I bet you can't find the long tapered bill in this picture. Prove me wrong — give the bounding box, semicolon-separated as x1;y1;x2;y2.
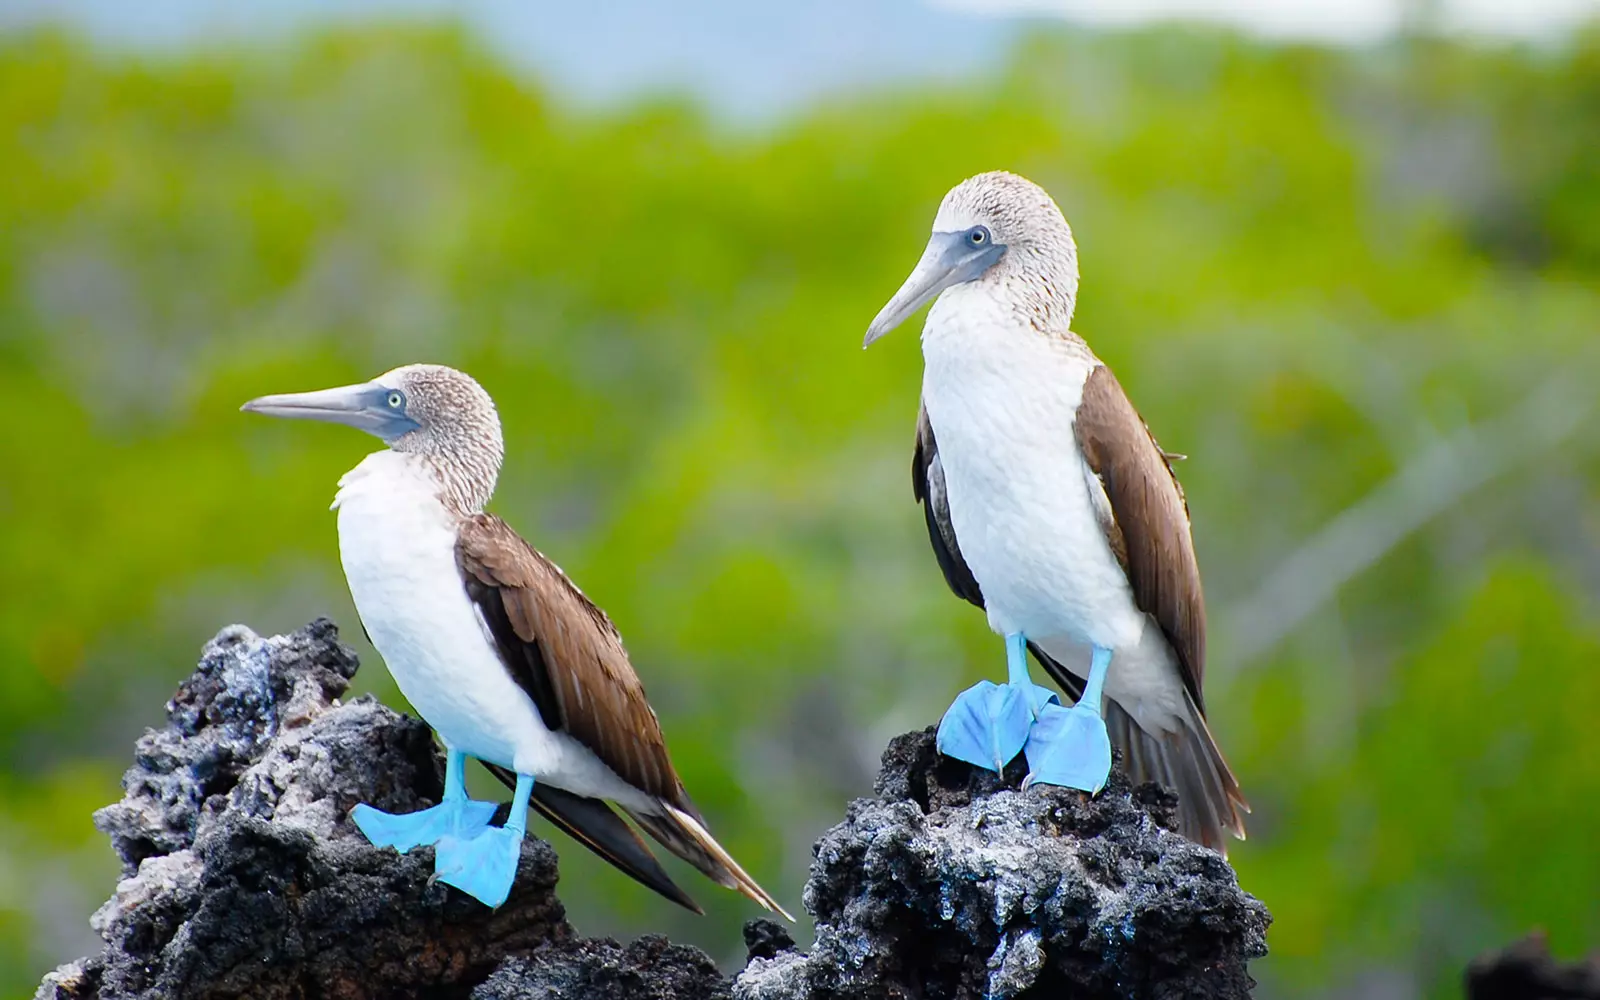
863;231;1005;347
241;381;418;439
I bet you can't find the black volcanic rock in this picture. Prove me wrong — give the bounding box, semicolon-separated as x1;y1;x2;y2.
38;620;1273;1000
36;620;571;1000
734;730;1271;1000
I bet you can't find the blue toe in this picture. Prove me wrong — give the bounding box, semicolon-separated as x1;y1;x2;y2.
352;798;498;853
936;680;1043;773
1024;702;1113;793
434;826;525;908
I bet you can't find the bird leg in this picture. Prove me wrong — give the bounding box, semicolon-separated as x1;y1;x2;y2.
935;632;1060;773
1004;631;1061;715
434;771;533;908
1022;644;1113;793
351;747;497;852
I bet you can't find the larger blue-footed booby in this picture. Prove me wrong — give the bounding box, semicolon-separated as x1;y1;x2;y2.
863;171;1248;851
243;364;788;914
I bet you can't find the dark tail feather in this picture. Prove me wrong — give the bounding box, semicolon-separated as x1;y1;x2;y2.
1027;643;1248;854
479;762;702;915
1104;697;1249;854
625;803;793;921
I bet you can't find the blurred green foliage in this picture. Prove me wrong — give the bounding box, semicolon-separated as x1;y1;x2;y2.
3;21;1599;999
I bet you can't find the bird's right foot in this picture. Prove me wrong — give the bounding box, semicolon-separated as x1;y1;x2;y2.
434;824;525;908
1020;700;1113;793
351;797;498;853
935;679;1058;773
433;771;534;908
1020;643;1115;793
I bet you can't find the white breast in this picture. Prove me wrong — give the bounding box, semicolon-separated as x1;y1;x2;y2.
333;452;551;772
332;452;650;804
920;286;1187;728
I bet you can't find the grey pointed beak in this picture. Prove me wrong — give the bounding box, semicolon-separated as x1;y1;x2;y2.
241;381;420;441
863;230;1006;347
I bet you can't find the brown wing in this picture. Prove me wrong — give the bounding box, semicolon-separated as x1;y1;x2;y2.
1073;365;1207;711
455;514;686;805
914;403;1086;702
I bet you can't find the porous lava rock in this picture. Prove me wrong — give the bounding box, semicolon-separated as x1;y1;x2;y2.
734;729;1271;1000
33;621;711;1000
37;620;1273;1000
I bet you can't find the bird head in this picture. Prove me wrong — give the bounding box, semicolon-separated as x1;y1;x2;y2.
864;170;1079;346
242;363;505;511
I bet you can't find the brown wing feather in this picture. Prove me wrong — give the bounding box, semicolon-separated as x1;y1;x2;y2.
458;516;790;915
456;514;687;806
1073;365;1207;711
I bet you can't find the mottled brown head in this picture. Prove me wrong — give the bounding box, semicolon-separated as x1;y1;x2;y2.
242;363;505;514
864;170;1080;344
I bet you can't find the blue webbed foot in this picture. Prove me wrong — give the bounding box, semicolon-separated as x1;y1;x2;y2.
1022;643;1115;794
1023;701;1113;793
936;679;1058;773
433;771;534;908
434;825;526;908
351;798;498;853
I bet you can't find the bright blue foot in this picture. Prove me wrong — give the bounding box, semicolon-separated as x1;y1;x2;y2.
936;632;1061;772
936;680;1035;772
351;746;496;852
1023;644;1114;794
434;825;525;908
1024;702;1113;793
433;772;533;908
352;798;497;853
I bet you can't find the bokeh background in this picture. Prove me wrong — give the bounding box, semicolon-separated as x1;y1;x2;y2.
3;1;1599;996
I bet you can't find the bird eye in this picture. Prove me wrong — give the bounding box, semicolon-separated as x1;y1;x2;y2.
966;226;990;247
387;392;404;409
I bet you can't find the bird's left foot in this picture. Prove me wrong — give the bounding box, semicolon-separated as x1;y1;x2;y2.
1022;700;1112;793
433;824;526;908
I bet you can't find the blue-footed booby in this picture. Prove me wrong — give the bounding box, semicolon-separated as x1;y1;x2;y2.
242;364;789;914
863;171;1248;851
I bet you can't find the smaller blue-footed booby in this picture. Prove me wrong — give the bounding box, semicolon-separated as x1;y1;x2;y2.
863;171;1248;851
243;364;788;915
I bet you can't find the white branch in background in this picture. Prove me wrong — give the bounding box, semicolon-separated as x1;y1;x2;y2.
1219;371;1597;669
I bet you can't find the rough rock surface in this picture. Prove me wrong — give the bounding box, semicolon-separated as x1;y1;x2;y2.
735;729;1271;1000
33;621;720;1000
38;620;1272;1000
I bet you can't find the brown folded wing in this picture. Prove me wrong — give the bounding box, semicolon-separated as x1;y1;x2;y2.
1072;365;1207;710
455;514;686;806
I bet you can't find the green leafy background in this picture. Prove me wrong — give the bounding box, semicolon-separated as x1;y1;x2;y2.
3;22;1598;999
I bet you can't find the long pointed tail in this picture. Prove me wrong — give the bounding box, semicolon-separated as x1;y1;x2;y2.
1104;696;1249;854
626;802;793;921
1028;642;1248;853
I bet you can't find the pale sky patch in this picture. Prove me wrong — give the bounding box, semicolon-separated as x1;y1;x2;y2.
936;0;1600;44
